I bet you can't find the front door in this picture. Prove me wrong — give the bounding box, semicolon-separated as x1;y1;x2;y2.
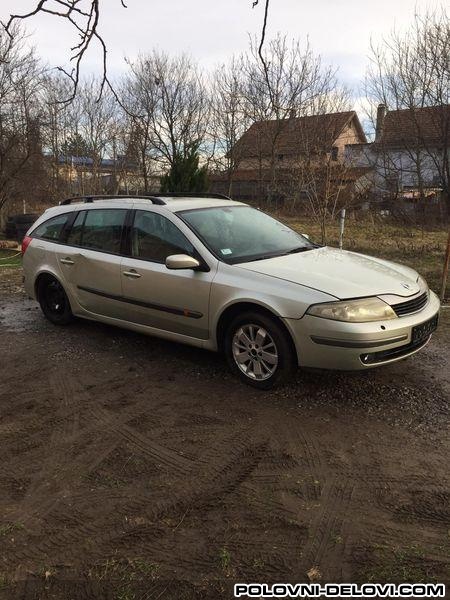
120;209;215;340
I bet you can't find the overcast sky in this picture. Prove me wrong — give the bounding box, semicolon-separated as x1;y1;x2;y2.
1;0;444;101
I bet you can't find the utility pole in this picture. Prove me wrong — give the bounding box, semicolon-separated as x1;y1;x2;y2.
339;208;346;250
440;228;450;302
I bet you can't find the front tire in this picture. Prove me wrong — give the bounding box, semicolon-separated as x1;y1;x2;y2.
224;311;296;389
38;276;74;326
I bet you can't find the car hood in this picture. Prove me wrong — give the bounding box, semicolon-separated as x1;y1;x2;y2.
238;247;420;299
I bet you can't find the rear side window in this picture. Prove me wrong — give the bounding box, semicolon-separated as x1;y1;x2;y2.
66;211;86;247
67;209;126;254
32;213;70;241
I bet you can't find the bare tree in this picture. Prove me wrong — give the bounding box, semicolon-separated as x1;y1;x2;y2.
41;74;128;197
120;56;160;192
3;2;268;103
288;92;363;244
365;9;450;298
0;24;44;223
365;9;450;214
123;51;210;185
236;34;343;207
210;56;250;195
76;78;119;193
41;74;78;199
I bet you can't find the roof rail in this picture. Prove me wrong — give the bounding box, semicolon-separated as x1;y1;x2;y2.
59;194;166;206
152;193;233;201
59;193;233;206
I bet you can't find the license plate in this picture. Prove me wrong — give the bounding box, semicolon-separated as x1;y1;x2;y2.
412;314;438;344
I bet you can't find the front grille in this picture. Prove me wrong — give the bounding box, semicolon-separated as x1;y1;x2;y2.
391;291;428;317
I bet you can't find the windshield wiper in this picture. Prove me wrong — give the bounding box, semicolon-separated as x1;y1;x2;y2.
284;246;312;254
233;246;314;264
246;253;285;262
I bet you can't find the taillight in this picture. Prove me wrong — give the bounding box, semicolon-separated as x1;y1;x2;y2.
21;236;32;255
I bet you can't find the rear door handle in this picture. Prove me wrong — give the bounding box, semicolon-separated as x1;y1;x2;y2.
123;269;141;278
60;257;75;265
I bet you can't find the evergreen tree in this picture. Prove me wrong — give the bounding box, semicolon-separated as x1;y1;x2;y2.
61;132;91;158
160;143;208;194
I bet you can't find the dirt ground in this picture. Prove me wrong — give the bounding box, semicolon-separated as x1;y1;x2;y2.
0;268;449;600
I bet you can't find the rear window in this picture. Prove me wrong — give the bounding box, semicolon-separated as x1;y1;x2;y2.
32;213;70;241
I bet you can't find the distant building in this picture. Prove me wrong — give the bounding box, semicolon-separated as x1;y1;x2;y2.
210;111;367;203
53;154;145;194
345;104;450;210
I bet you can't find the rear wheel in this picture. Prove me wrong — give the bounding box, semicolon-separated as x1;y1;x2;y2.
38;277;73;326
224;311;296;389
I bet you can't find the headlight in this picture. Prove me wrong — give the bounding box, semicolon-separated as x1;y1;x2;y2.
306;297;397;322
417;275;428;292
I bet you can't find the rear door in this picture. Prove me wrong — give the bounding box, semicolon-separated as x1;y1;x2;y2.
120;209;216;340
54;207;128;319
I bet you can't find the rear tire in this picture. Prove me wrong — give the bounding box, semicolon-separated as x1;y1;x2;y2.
224;311;296;389
38;276;74;326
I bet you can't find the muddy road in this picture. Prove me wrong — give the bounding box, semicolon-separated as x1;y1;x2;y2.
0;269;449;599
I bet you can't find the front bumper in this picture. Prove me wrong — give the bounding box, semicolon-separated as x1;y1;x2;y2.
284;290;440;370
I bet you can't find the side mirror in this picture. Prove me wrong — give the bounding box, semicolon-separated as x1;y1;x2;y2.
166;254;201;270
302;233;310;240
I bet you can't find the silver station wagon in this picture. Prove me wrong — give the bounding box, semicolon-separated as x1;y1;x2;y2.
22;194;440;389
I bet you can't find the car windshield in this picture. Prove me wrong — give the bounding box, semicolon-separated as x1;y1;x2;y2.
178;205;315;264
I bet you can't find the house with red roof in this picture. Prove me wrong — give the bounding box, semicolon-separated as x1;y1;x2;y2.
210;111;368;203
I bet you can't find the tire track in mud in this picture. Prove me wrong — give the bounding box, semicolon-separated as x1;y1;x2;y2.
303;478;355;567
3;372;171;529
3;367;352;581
100;434;269;554
262;413;357;579
237;410;328;526
376;483;450;528
88;406;193;475
6;428;267;568
3;357;265;568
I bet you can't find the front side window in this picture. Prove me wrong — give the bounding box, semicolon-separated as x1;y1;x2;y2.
69;209;126;254
179;205;315;264
32;213;70;241
132;210;194;263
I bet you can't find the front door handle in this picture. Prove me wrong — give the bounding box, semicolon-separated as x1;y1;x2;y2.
123;269;141;278
60;257;75;265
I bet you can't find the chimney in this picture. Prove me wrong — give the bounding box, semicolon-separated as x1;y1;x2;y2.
375;103;386;142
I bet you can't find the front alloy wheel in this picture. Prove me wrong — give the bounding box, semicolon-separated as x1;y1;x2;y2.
225;311;296;389
232;324;278;381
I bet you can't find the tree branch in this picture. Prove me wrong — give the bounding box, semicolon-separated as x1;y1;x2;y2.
2;0;127;102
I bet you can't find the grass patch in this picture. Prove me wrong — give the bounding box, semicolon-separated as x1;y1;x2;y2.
358;542;442;583
0;249;22;269
0;573;8;590
92;557;160;583
0;522;24;536
282;216;447;297
87;472;126;488
219;547;232;571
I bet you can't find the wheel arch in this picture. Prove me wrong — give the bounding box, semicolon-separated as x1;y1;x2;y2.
215;301;299;362
34;269;65;301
